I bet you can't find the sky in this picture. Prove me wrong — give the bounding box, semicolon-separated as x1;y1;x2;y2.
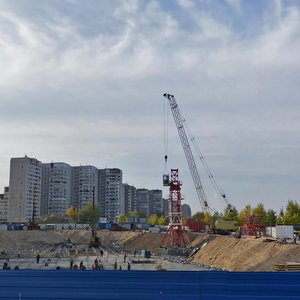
1;0;300;215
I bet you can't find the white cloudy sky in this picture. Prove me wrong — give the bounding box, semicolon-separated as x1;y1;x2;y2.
1;0;300;215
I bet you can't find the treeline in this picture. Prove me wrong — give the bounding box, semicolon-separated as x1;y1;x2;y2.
191;200;300;226
65;199;300;227
118;212;168;225
66;204;100;224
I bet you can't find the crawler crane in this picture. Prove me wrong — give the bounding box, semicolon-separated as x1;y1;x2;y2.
163;93;229;214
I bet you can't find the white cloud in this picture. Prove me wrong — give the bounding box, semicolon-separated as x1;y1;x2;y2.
0;1;300;213
177;0;196;10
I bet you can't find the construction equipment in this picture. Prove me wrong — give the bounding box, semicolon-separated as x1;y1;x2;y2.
163;93;228;213
89;186;101;248
28;185;38;230
214;220;239;234
160;169;189;248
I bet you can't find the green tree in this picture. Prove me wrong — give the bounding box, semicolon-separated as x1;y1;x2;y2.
147;214;158;225
129;210;146;218
192;211;205;222
157;215;167;225
118;214;126;223
203;211;213;225
284;200;300;224
252;203;266;225
239;204;252;217
265;209;277;226
78;203;100;225
129;210;139;218
222;204;238;221
66;206;78;221
277;208;285;225
138;211;147;218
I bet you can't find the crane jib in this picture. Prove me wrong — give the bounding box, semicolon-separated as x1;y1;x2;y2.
163;93;228;212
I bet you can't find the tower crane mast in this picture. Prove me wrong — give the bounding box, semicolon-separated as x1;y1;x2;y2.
163;93;209;211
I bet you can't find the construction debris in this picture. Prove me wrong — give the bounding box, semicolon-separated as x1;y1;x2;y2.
274;262;300;272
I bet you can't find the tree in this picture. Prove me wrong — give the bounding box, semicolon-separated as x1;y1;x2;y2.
78;203;100;225
203;211;213;225
138;211;147;218
191;211;205;222
66;207;78;221
265;209;277;226
129;210;146;218
147;214;158;225
239;204;252;217
129;210;139;218
222;204;238;221
284;200;300;224
118;214;126;223
157;215;167;225
277;208;285;225
182;215;188;226
252;203;266;225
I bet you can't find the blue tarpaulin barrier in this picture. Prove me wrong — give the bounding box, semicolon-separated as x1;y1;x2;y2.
1;270;300;299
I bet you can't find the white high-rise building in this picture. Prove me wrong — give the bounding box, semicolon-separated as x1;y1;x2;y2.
121;184;136;215
0;187;9;222
8;156;42;223
181;204;192;218
149;189;163;215
98;168;122;222
72;165;98;211
136;188;150;216
41;162;72;215
135;189;163;217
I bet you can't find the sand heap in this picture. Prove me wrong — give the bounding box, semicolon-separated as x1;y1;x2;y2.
1;230;300;271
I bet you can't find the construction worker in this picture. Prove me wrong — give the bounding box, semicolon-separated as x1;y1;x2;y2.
70;258;74;269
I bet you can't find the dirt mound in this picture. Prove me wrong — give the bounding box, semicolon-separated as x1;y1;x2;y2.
38;214;74;224
121;232;211;254
189;236;300;271
2;230;300;271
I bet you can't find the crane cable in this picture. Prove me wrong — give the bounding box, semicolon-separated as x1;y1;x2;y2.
178;107;229;206
163;98;169;173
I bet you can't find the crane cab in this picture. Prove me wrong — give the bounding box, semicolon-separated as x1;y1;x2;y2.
163;174;170;186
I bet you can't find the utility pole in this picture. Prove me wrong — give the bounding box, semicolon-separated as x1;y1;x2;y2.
91;186;95;239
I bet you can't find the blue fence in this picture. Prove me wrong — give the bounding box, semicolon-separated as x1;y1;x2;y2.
1;270;300;299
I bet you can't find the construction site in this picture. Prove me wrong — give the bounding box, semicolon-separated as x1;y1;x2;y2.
1;228;300;272
1;93;300;299
2;94;300;273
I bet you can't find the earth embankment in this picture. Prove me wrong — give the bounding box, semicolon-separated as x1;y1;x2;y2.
1;230;299;271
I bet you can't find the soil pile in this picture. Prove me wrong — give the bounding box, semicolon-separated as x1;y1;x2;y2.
1;230;300;271
189;236;300;271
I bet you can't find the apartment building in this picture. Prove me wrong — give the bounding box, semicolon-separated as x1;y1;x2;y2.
72;165;98;211
8;157;42;223
41;162;72;215
162;198;169;216
5;156;165;222
0;187;9;222
98;168;122;222
181;203;192;218
135;188;163;217
149;189;163;215
121;184;136;215
136;188;150;216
